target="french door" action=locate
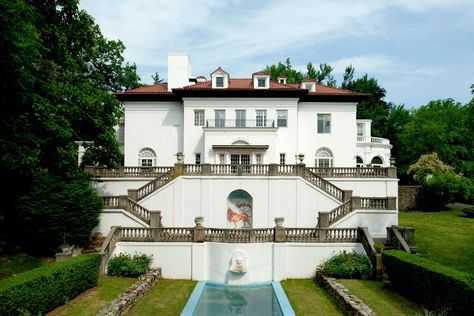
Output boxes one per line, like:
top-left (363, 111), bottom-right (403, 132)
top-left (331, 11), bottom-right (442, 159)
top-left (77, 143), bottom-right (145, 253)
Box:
top-left (230, 154), bottom-right (251, 173)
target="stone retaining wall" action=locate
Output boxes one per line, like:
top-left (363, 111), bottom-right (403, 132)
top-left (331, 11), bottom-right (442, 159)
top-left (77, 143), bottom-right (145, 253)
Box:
top-left (97, 268), bottom-right (161, 316)
top-left (398, 185), bottom-right (422, 211)
top-left (316, 271), bottom-right (376, 316)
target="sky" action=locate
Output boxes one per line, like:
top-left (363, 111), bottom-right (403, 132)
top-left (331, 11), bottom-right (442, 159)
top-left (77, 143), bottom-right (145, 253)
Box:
top-left (80, 0), bottom-right (474, 108)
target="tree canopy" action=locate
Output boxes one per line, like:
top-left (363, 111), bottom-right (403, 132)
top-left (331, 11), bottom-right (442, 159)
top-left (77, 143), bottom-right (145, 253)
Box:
top-left (0, 0), bottom-right (141, 253)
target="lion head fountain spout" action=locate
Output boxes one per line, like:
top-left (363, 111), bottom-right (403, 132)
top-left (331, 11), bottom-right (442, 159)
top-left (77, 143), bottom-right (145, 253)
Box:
top-left (229, 250), bottom-right (247, 273)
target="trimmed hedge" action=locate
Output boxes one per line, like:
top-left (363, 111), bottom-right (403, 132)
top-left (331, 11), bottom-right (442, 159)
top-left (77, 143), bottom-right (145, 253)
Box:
top-left (0, 254), bottom-right (101, 316)
top-left (382, 250), bottom-right (474, 315)
top-left (108, 252), bottom-right (152, 277)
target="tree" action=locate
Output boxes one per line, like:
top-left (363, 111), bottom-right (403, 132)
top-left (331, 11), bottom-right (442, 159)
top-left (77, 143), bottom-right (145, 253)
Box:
top-left (385, 104), bottom-right (411, 178)
top-left (341, 65), bottom-right (355, 89)
top-left (399, 99), bottom-right (469, 177)
top-left (266, 58), bottom-right (304, 84)
top-left (16, 174), bottom-right (102, 255)
top-left (344, 74), bottom-right (390, 137)
top-left (151, 72), bottom-right (164, 84)
top-left (0, 0), bottom-right (141, 253)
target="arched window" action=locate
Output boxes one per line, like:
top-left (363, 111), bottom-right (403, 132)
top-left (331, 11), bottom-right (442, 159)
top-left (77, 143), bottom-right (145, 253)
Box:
top-left (315, 148), bottom-right (333, 168)
top-left (138, 148), bottom-right (156, 167)
top-left (371, 156), bottom-right (383, 167)
top-left (227, 190), bottom-right (252, 228)
top-left (356, 156), bottom-right (364, 168)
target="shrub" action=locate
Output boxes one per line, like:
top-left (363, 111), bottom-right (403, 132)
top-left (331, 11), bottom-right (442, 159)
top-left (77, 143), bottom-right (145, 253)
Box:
top-left (318, 251), bottom-right (371, 279)
top-left (463, 207), bottom-right (474, 218)
top-left (16, 174), bottom-right (102, 255)
top-left (0, 254), bottom-right (100, 316)
top-left (421, 171), bottom-right (474, 210)
top-left (108, 252), bottom-right (152, 277)
top-left (382, 250), bottom-right (474, 315)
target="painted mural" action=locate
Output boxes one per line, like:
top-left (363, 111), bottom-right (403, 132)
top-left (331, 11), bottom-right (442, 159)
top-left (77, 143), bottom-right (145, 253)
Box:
top-left (227, 190), bottom-right (252, 228)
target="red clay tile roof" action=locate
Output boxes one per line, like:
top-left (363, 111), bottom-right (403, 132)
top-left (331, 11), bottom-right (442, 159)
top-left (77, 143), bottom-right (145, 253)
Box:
top-left (117, 83), bottom-right (173, 95)
top-left (116, 80), bottom-right (367, 101)
top-left (176, 79), bottom-right (299, 91)
top-left (301, 78), bottom-right (316, 82)
top-left (252, 70), bottom-right (271, 76)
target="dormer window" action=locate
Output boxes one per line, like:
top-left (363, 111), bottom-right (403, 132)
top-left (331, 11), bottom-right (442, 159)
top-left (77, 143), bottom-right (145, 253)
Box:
top-left (258, 78), bottom-right (266, 87)
top-left (300, 79), bottom-right (316, 92)
top-left (216, 76), bottom-right (224, 87)
top-left (278, 77), bottom-right (287, 84)
top-left (252, 71), bottom-right (270, 89)
top-left (211, 67), bottom-right (229, 89)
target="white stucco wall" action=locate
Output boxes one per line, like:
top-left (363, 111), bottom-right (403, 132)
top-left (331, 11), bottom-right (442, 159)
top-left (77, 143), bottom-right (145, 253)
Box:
top-left (94, 209), bottom-right (148, 236)
top-left (326, 178), bottom-right (398, 199)
top-left (91, 178), bottom-right (152, 196)
top-left (113, 241), bottom-right (366, 283)
top-left (182, 98), bottom-right (299, 164)
top-left (330, 210), bottom-right (398, 238)
top-left (124, 101), bottom-right (183, 166)
top-left (139, 176), bottom-right (340, 228)
top-left (298, 102), bottom-right (357, 167)
top-left (121, 98), bottom-right (365, 167)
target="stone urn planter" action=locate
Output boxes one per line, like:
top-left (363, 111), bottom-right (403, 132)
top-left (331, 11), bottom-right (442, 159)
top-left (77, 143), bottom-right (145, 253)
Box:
top-left (274, 217), bottom-right (285, 227)
top-left (194, 216), bottom-right (204, 227)
top-left (297, 153), bottom-right (305, 163)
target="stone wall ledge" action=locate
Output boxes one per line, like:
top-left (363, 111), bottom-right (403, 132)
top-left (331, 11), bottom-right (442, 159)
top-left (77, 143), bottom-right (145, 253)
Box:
top-left (97, 268), bottom-right (161, 316)
top-left (316, 270), bottom-right (376, 316)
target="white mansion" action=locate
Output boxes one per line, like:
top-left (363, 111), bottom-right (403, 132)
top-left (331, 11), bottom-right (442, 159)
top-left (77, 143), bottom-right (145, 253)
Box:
top-left (116, 54), bottom-right (391, 169)
top-left (91, 54), bottom-right (398, 283)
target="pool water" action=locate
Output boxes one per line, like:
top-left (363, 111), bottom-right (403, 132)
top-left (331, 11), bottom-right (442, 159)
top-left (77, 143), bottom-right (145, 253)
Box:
top-left (181, 282), bottom-right (295, 316)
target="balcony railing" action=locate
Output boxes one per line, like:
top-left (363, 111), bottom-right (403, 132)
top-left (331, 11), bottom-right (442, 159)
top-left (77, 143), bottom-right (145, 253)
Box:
top-left (205, 119), bottom-right (276, 128)
top-left (357, 136), bottom-right (390, 144)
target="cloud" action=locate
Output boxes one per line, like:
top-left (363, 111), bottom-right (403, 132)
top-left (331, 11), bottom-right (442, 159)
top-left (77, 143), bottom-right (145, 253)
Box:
top-left (329, 54), bottom-right (443, 76)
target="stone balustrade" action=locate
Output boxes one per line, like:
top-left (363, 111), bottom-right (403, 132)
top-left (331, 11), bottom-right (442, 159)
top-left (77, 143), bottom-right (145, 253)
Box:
top-left (104, 226), bottom-right (365, 244)
top-left (85, 166), bottom-right (173, 178)
top-left (87, 164), bottom-right (396, 179)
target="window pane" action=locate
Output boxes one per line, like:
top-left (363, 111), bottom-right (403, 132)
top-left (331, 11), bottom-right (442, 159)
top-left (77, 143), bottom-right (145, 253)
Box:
top-left (258, 78), bottom-right (266, 87)
top-left (280, 153), bottom-right (286, 165)
top-left (256, 110), bottom-right (267, 127)
top-left (277, 110), bottom-right (287, 127)
top-left (195, 153), bottom-right (201, 164)
top-left (216, 76), bottom-right (224, 87)
top-left (219, 154), bottom-right (225, 164)
top-left (215, 110), bottom-right (225, 127)
top-left (235, 110), bottom-right (246, 128)
top-left (194, 110), bottom-right (204, 126)
top-left (317, 114), bottom-right (331, 133)
top-left (357, 123), bottom-right (364, 136)
top-left (256, 154), bottom-right (262, 164)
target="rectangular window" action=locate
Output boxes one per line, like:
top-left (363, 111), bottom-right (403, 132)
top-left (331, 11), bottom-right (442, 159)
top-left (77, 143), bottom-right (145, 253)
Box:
top-left (279, 153), bottom-right (286, 165)
top-left (216, 76), bottom-right (224, 87)
top-left (256, 154), bottom-right (262, 164)
top-left (219, 154), bottom-right (225, 164)
top-left (194, 110), bottom-right (205, 126)
top-left (277, 110), bottom-right (287, 127)
top-left (215, 110), bottom-right (225, 127)
top-left (357, 123), bottom-right (364, 137)
top-left (256, 110), bottom-right (267, 127)
top-left (195, 153), bottom-right (201, 165)
top-left (258, 78), bottom-right (266, 87)
top-left (317, 114), bottom-right (331, 134)
top-left (141, 159), bottom-right (153, 167)
top-left (235, 110), bottom-right (246, 128)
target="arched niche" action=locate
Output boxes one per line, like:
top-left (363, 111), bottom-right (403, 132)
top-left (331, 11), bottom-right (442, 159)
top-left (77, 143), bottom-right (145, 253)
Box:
top-left (227, 190), bottom-right (252, 228)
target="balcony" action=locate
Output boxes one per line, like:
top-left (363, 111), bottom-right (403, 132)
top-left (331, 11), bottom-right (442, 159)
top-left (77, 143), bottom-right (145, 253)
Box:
top-left (357, 136), bottom-right (390, 144)
top-left (205, 119), bottom-right (276, 128)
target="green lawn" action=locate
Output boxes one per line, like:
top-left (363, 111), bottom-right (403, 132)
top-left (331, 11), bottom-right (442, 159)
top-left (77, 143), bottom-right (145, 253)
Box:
top-left (281, 279), bottom-right (344, 316)
top-left (125, 279), bottom-right (197, 316)
top-left (0, 253), bottom-right (51, 280)
top-left (339, 279), bottom-right (421, 316)
top-left (399, 209), bottom-right (474, 274)
top-left (47, 276), bottom-right (136, 316)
